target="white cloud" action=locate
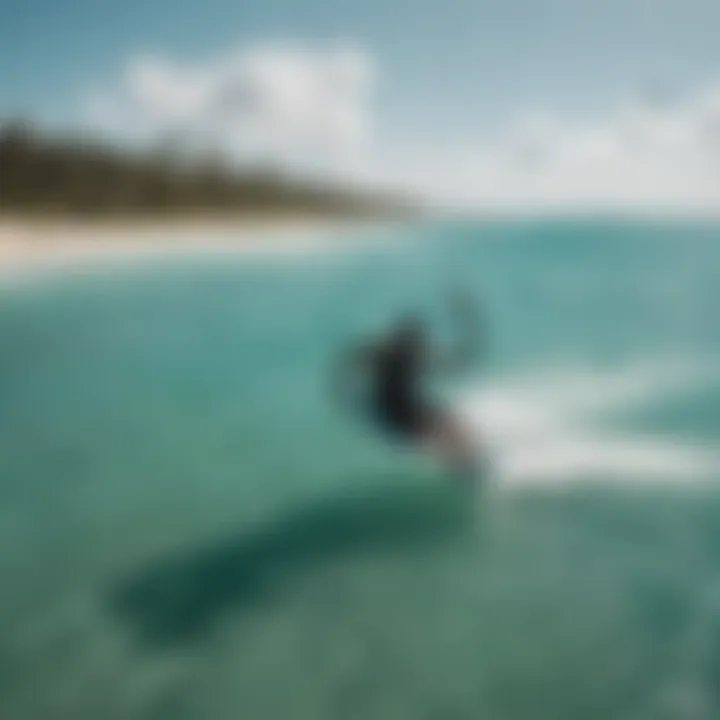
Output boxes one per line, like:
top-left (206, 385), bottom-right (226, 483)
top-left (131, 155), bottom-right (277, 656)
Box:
top-left (429, 84), bottom-right (720, 211)
top-left (86, 46), bottom-right (720, 210)
top-left (85, 43), bottom-right (373, 173)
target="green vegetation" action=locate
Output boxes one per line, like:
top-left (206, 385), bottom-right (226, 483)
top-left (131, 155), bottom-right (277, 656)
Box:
top-left (0, 121), bottom-right (413, 219)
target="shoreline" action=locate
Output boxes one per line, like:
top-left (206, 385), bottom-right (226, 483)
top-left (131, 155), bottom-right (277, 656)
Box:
top-left (0, 215), bottom-right (398, 281)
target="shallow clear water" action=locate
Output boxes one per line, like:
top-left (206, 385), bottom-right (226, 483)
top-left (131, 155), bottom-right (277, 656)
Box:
top-left (1, 219), bottom-right (719, 719)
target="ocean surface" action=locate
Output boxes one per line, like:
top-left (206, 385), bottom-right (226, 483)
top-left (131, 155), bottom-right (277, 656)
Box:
top-left (1, 218), bottom-right (719, 719)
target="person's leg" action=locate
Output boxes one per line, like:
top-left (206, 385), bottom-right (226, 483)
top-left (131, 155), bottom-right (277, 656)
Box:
top-left (422, 408), bottom-right (480, 484)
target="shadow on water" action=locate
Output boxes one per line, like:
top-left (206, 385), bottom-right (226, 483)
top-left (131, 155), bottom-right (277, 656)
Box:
top-left (110, 480), bottom-right (477, 647)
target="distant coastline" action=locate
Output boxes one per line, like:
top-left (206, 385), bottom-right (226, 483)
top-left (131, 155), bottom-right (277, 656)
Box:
top-left (0, 121), bottom-right (418, 278)
top-left (0, 214), bottom-right (408, 279)
top-left (0, 121), bottom-right (415, 219)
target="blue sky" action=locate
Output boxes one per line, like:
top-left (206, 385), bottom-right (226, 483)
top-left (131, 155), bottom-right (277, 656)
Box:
top-left (2, 0), bottom-right (720, 207)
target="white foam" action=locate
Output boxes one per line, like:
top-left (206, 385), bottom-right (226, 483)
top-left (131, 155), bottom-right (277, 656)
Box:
top-left (453, 359), bottom-right (719, 487)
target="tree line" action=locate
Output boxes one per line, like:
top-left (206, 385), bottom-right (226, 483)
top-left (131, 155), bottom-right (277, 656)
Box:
top-left (0, 121), bottom-right (410, 218)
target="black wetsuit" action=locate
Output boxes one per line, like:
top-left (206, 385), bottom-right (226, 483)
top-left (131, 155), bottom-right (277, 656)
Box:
top-left (371, 343), bottom-right (435, 439)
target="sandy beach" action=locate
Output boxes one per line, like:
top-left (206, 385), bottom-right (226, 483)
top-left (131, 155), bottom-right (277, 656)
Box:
top-left (0, 215), bottom-right (383, 280)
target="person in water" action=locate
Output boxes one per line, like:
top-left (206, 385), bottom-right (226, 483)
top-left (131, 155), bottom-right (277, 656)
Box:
top-left (335, 292), bottom-right (485, 482)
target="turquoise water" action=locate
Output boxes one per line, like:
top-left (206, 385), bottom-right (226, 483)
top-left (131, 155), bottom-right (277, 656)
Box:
top-left (1, 219), bottom-right (719, 719)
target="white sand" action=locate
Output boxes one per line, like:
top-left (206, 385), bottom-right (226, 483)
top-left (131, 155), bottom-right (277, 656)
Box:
top-left (0, 216), bottom-right (383, 280)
